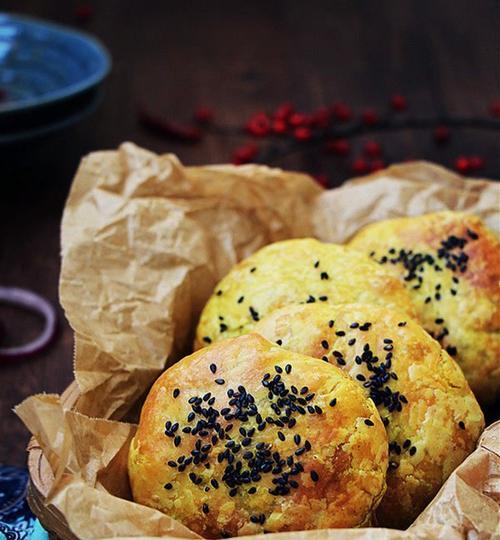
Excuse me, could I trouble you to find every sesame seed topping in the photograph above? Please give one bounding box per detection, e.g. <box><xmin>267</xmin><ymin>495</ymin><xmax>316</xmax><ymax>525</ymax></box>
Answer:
<box><xmin>409</xmin><ymin>446</ymin><xmax>417</xmax><ymax>456</ymax></box>
<box><xmin>328</xmin><ymin>320</ymin><xmax>334</xmax><ymax>327</ymax></box>
<box><xmin>335</xmin><ymin>330</ymin><xmax>345</xmax><ymax>336</ymax></box>
<box><xmin>216</xmin><ymin>290</ymin><xmax>222</xmax><ymax>296</ymax></box>
<box><xmin>321</xmin><ymin>340</ymin><xmax>329</xmax><ymax>349</ymax></box>
<box><xmin>285</xmin><ymin>364</ymin><xmax>292</xmax><ymax>374</ymax></box>
<box><xmin>164</xmin><ymin>482</ymin><xmax>173</xmax><ymax>490</ymax></box>
<box><xmin>250</xmin><ymin>267</ymin><xmax>256</xmax><ymax>273</ymax></box>
<box><xmin>348</xmin><ymin>338</ymin><xmax>356</xmax><ymax>346</ymax></box>
<box><xmin>320</xmin><ymin>272</ymin><xmax>329</xmax><ymax>280</ymax></box>
<box><xmin>398</xmin><ymin>321</ymin><xmax>407</xmax><ymax>327</ymax></box>
<box><xmin>173</xmin><ymin>388</ymin><xmax>180</xmax><ymax>398</ymax></box>
<box><xmin>210</xmin><ymin>363</ymin><xmax>217</xmax><ymax>374</ymax></box>
<box><xmin>329</xmin><ymin>398</ymin><xmax>337</xmax><ymax>407</ymax></box>
<box><xmin>203</xmin><ymin>336</ymin><xmax>212</xmax><ymax>344</ymax></box>
<box><xmin>364</xmin><ymin>419</ymin><xmax>374</xmax><ymax>426</ymax></box>
<box><xmin>458</xmin><ymin>421</ymin><xmax>465</xmax><ymax>430</ymax></box>
<box><xmin>310</xmin><ymin>470</ymin><xmax>319</xmax><ymax>482</ymax></box>
<box><xmin>314</xmin><ymin>260</ymin><xmax>320</xmax><ymax>268</ymax></box>
<box><xmin>215</xmin><ymin>378</ymin><xmax>225</xmax><ymax>385</ymax></box>
<box><xmin>202</xmin><ymin>503</ymin><xmax>209</xmax><ymax>514</ymax></box>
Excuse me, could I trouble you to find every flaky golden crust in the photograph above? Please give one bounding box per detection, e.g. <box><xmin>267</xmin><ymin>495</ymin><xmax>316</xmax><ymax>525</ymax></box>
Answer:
<box><xmin>195</xmin><ymin>239</ymin><xmax>417</xmax><ymax>350</ymax></box>
<box><xmin>349</xmin><ymin>211</ymin><xmax>500</xmax><ymax>404</ymax></box>
<box><xmin>128</xmin><ymin>334</ymin><xmax>388</xmax><ymax>537</ymax></box>
<box><xmin>254</xmin><ymin>303</ymin><xmax>485</xmax><ymax>529</ymax></box>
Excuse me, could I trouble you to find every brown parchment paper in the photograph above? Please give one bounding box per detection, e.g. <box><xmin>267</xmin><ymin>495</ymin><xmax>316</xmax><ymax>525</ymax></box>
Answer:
<box><xmin>16</xmin><ymin>142</ymin><xmax>500</xmax><ymax>540</ymax></box>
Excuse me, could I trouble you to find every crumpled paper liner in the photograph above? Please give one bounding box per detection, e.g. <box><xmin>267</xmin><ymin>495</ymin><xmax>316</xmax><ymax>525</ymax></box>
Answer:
<box><xmin>16</xmin><ymin>142</ymin><xmax>500</xmax><ymax>539</ymax></box>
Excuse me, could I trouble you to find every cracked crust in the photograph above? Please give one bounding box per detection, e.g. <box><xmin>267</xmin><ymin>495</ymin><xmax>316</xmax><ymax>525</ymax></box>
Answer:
<box><xmin>254</xmin><ymin>303</ymin><xmax>484</xmax><ymax>528</ymax></box>
<box><xmin>128</xmin><ymin>334</ymin><xmax>388</xmax><ymax>537</ymax></box>
<box><xmin>194</xmin><ymin>238</ymin><xmax>417</xmax><ymax>350</ymax></box>
<box><xmin>349</xmin><ymin>211</ymin><xmax>500</xmax><ymax>404</ymax></box>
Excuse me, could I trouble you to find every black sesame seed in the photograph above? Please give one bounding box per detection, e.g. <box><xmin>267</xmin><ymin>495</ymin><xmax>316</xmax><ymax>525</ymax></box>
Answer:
<box><xmin>168</xmin><ymin>460</ymin><xmax>177</xmax><ymax>468</ymax></box>
<box><xmin>238</xmin><ymin>296</ymin><xmax>244</xmax><ymax>303</ymax></box>
<box><xmin>403</xmin><ymin>439</ymin><xmax>411</xmax><ymax>449</ymax></box>
<box><xmin>314</xmin><ymin>405</ymin><xmax>323</xmax><ymax>414</ymax></box>
<box><xmin>321</xmin><ymin>272</ymin><xmax>329</xmax><ymax>280</ymax></box>
<box><xmin>210</xmin><ymin>363</ymin><xmax>217</xmax><ymax>374</ymax></box>
<box><xmin>285</xmin><ymin>364</ymin><xmax>292</xmax><ymax>374</ymax></box>
<box><xmin>216</xmin><ymin>290</ymin><xmax>223</xmax><ymax>296</ymax></box>
<box><xmin>398</xmin><ymin>321</ymin><xmax>407</xmax><ymax>327</ymax></box>
<box><xmin>300</xmin><ymin>386</ymin><xmax>308</xmax><ymax>395</ymax></box>
<box><xmin>202</xmin><ymin>503</ymin><xmax>209</xmax><ymax>514</ymax></box>
<box><xmin>174</xmin><ymin>435</ymin><xmax>181</xmax><ymax>446</ymax></box>
<box><xmin>319</xmin><ymin>296</ymin><xmax>328</xmax><ymax>301</ymax></box>
<box><xmin>356</xmin><ymin>374</ymin><xmax>366</xmax><ymax>381</ymax></box>
<box><xmin>275</xmin><ymin>365</ymin><xmax>283</xmax><ymax>374</ymax></box>
<box><xmin>328</xmin><ymin>320</ymin><xmax>334</xmax><ymax>328</ymax></box>
<box><xmin>310</xmin><ymin>470</ymin><xmax>319</xmax><ymax>482</ymax></box>
<box><xmin>467</xmin><ymin>228</ymin><xmax>479</xmax><ymax>240</ymax></box>
<box><xmin>348</xmin><ymin>338</ymin><xmax>356</xmax><ymax>346</ymax></box>
<box><xmin>329</xmin><ymin>398</ymin><xmax>337</xmax><ymax>407</ymax></box>
<box><xmin>164</xmin><ymin>483</ymin><xmax>173</xmax><ymax>490</ymax></box>
<box><xmin>314</xmin><ymin>260</ymin><xmax>320</xmax><ymax>268</ymax></box>
<box><xmin>409</xmin><ymin>446</ymin><xmax>417</xmax><ymax>456</ymax></box>
<box><xmin>203</xmin><ymin>336</ymin><xmax>212</xmax><ymax>344</ymax></box>
<box><xmin>250</xmin><ymin>515</ymin><xmax>260</xmax><ymax>524</ymax></box>
<box><xmin>250</xmin><ymin>267</ymin><xmax>256</xmax><ymax>273</ymax></box>
<box><xmin>364</xmin><ymin>419</ymin><xmax>374</xmax><ymax>426</ymax></box>
<box><xmin>335</xmin><ymin>330</ymin><xmax>346</xmax><ymax>336</ymax></box>
<box><xmin>248</xmin><ymin>487</ymin><xmax>257</xmax><ymax>494</ymax></box>
<box><xmin>435</xmin><ymin>318</ymin><xmax>444</xmax><ymax>324</ymax></box>
<box><xmin>278</xmin><ymin>431</ymin><xmax>285</xmax><ymax>441</ymax></box>
<box><xmin>458</xmin><ymin>421</ymin><xmax>465</xmax><ymax>430</ymax></box>
<box><xmin>321</xmin><ymin>340</ymin><xmax>329</xmax><ymax>349</ymax></box>
<box><xmin>220</xmin><ymin>323</ymin><xmax>228</xmax><ymax>332</ymax></box>
<box><xmin>215</xmin><ymin>378</ymin><xmax>225</xmax><ymax>385</ymax></box>
<box><xmin>275</xmin><ymin>339</ymin><xmax>283</xmax><ymax>346</ymax></box>
<box><xmin>173</xmin><ymin>388</ymin><xmax>180</xmax><ymax>398</ymax></box>
<box><xmin>350</xmin><ymin>322</ymin><xmax>359</xmax><ymax>329</ymax></box>
<box><xmin>307</xmin><ymin>405</ymin><xmax>315</xmax><ymax>414</ymax></box>
<box><xmin>425</xmin><ymin>297</ymin><xmax>431</xmax><ymax>304</ymax></box>
<box><xmin>337</xmin><ymin>357</ymin><xmax>346</xmax><ymax>366</ymax></box>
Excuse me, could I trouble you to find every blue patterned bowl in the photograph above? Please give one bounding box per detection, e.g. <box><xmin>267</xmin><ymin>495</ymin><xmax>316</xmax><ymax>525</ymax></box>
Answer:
<box><xmin>0</xmin><ymin>13</ymin><xmax>110</xmax><ymax>114</ymax></box>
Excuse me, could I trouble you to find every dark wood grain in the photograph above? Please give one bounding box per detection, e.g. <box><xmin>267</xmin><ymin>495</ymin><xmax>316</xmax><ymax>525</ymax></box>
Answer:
<box><xmin>1</xmin><ymin>0</ymin><xmax>499</xmax><ymax>467</ymax></box>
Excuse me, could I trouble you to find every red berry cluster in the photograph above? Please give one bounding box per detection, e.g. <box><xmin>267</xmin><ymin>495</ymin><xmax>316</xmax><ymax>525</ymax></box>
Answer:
<box><xmin>135</xmin><ymin>97</ymin><xmax>500</xmax><ymax>185</ymax></box>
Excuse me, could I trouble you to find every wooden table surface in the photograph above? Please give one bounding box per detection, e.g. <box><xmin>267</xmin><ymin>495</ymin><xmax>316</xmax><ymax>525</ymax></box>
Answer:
<box><xmin>1</xmin><ymin>0</ymin><xmax>499</xmax><ymax>467</ymax></box>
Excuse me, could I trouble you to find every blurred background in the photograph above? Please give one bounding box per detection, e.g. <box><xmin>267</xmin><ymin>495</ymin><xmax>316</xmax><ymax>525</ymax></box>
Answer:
<box><xmin>1</xmin><ymin>0</ymin><xmax>499</xmax><ymax>469</ymax></box>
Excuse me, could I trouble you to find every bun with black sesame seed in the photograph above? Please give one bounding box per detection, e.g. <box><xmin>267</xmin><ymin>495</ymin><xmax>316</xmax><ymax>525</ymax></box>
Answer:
<box><xmin>253</xmin><ymin>302</ymin><xmax>484</xmax><ymax>529</ymax></box>
<box><xmin>194</xmin><ymin>238</ymin><xmax>417</xmax><ymax>350</ymax></box>
<box><xmin>128</xmin><ymin>333</ymin><xmax>388</xmax><ymax>537</ymax></box>
<box><xmin>349</xmin><ymin>211</ymin><xmax>500</xmax><ymax>404</ymax></box>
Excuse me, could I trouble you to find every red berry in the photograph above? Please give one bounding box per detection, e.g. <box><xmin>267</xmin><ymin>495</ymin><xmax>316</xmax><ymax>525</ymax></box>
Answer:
<box><xmin>325</xmin><ymin>138</ymin><xmax>350</xmax><ymax>156</ymax></box>
<box><xmin>469</xmin><ymin>156</ymin><xmax>485</xmax><ymax>170</ymax></box>
<box><xmin>194</xmin><ymin>106</ymin><xmax>214</xmax><ymax>124</ymax></box>
<box><xmin>75</xmin><ymin>3</ymin><xmax>94</xmax><ymax>23</ymax></box>
<box><xmin>246</xmin><ymin>112</ymin><xmax>271</xmax><ymax>137</ymax></box>
<box><xmin>361</xmin><ymin>108</ymin><xmax>379</xmax><ymax>126</ymax></box>
<box><xmin>351</xmin><ymin>158</ymin><xmax>369</xmax><ymax>175</ymax></box>
<box><xmin>232</xmin><ymin>143</ymin><xmax>258</xmax><ymax>165</ymax></box>
<box><xmin>434</xmin><ymin>125</ymin><xmax>450</xmax><ymax>144</ymax></box>
<box><xmin>332</xmin><ymin>102</ymin><xmax>352</xmax><ymax>122</ymax></box>
<box><xmin>289</xmin><ymin>113</ymin><xmax>309</xmax><ymax>127</ymax></box>
<box><xmin>363</xmin><ymin>140</ymin><xmax>382</xmax><ymax>158</ymax></box>
<box><xmin>294</xmin><ymin>126</ymin><xmax>312</xmax><ymax>141</ymax></box>
<box><xmin>313</xmin><ymin>174</ymin><xmax>329</xmax><ymax>188</ymax></box>
<box><xmin>391</xmin><ymin>94</ymin><xmax>407</xmax><ymax>111</ymax></box>
<box><xmin>274</xmin><ymin>102</ymin><xmax>294</xmax><ymax>121</ymax></box>
<box><xmin>454</xmin><ymin>156</ymin><xmax>470</xmax><ymax>174</ymax></box>
<box><xmin>489</xmin><ymin>100</ymin><xmax>500</xmax><ymax>118</ymax></box>
<box><xmin>272</xmin><ymin>119</ymin><xmax>287</xmax><ymax>134</ymax></box>
<box><xmin>369</xmin><ymin>159</ymin><xmax>385</xmax><ymax>172</ymax></box>
<box><xmin>312</xmin><ymin>107</ymin><xmax>332</xmax><ymax>128</ymax></box>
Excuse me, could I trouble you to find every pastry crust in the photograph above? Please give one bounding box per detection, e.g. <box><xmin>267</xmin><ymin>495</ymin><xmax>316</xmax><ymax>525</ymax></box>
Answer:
<box><xmin>195</xmin><ymin>239</ymin><xmax>417</xmax><ymax>350</ymax></box>
<box><xmin>254</xmin><ymin>302</ymin><xmax>485</xmax><ymax>529</ymax></box>
<box><xmin>349</xmin><ymin>211</ymin><xmax>500</xmax><ymax>404</ymax></box>
<box><xmin>128</xmin><ymin>333</ymin><xmax>388</xmax><ymax>537</ymax></box>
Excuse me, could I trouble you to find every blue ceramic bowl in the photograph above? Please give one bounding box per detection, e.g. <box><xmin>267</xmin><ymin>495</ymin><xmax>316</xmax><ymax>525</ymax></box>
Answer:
<box><xmin>0</xmin><ymin>13</ymin><xmax>111</xmax><ymax>114</ymax></box>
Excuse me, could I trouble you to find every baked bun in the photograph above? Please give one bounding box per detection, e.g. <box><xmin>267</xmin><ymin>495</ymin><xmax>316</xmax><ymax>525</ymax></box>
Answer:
<box><xmin>254</xmin><ymin>303</ymin><xmax>484</xmax><ymax>528</ymax></box>
<box><xmin>195</xmin><ymin>238</ymin><xmax>417</xmax><ymax>350</ymax></box>
<box><xmin>349</xmin><ymin>211</ymin><xmax>500</xmax><ymax>404</ymax></box>
<box><xmin>128</xmin><ymin>333</ymin><xmax>388</xmax><ymax>537</ymax></box>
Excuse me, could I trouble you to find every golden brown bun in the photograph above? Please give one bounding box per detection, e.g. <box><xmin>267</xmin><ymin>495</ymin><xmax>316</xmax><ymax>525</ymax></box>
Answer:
<box><xmin>128</xmin><ymin>334</ymin><xmax>388</xmax><ymax>537</ymax></box>
<box><xmin>349</xmin><ymin>211</ymin><xmax>500</xmax><ymax>404</ymax></box>
<box><xmin>254</xmin><ymin>303</ymin><xmax>485</xmax><ymax>529</ymax></box>
<box><xmin>195</xmin><ymin>238</ymin><xmax>417</xmax><ymax>350</ymax></box>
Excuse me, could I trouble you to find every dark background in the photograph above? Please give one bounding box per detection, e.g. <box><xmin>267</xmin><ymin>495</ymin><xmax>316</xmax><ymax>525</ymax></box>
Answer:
<box><xmin>1</xmin><ymin>0</ymin><xmax>499</xmax><ymax>466</ymax></box>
